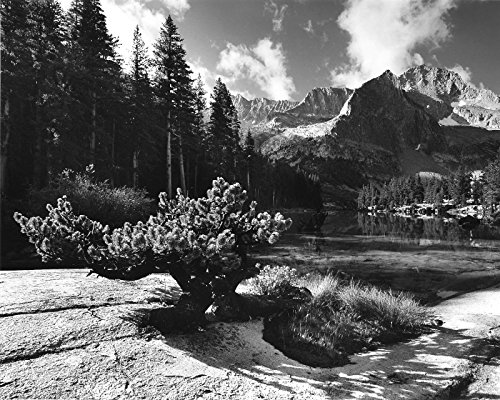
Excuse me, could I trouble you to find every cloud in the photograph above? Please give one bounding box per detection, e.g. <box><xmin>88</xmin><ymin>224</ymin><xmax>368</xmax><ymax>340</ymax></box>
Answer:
<box><xmin>217</xmin><ymin>38</ymin><xmax>296</xmax><ymax>100</ymax></box>
<box><xmin>265</xmin><ymin>0</ymin><xmax>288</xmax><ymax>32</ymax></box>
<box><xmin>103</xmin><ymin>1</ymin><xmax>164</xmax><ymax>63</ymax></box>
<box><xmin>303</xmin><ymin>20</ymin><xmax>315</xmax><ymax>36</ymax></box>
<box><xmin>59</xmin><ymin>0</ymin><xmax>191</xmax><ymax>66</ymax></box>
<box><xmin>302</xmin><ymin>19</ymin><xmax>330</xmax><ymax>45</ymax></box>
<box><xmin>231</xmin><ymin>89</ymin><xmax>256</xmax><ymax>101</ymax></box>
<box><xmin>159</xmin><ymin>0</ymin><xmax>190</xmax><ymax>20</ymax></box>
<box><xmin>449</xmin><ymin>64</ymin><xmax>472</xmax><ymax>83</ymax></box>
<box><xmin>330</xmin><ymin>0</ymin><xmax>457</xmax><ymax>88</ymax></box>
<box><xmin>188</xmin><ymin>58</ymin><xmax>218</xmax><ymax>101</ymax></box>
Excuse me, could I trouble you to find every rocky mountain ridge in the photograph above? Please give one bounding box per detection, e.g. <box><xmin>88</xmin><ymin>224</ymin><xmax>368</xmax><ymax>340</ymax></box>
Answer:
<box><xmin>400</xmin><ymin>65</ymin><xmax>500</xmax><ymax>130</ymax></box>
<box><xmin>232</xmin><ymin>95</ymin><xmax>297</xmax><ymax>130</ymax></box>
<box><xmin>234</xmin><ymin>65</ymin><xmax>500</xmax><ymax>134</ymax></box>
<box><xmin>233</xmin><ymin>66</ymin><xmax>500</xmax><ymax>207</ymax></box>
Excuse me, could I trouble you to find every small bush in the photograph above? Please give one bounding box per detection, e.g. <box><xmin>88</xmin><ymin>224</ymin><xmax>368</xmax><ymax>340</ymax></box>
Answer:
<box><xmin>247</xmin><ymin>265</ymin><xmax>299</xmax><ymax>297</ymax></box>
<box><xmin>264</xmin><ymin>273</ymin><xmax>432</xmax><ymax>367</ymax></box>
<box><xmin>27</xmin><ymin>166</ymin><xmax>154</xmax><ymax>228</ymax></box>
<box><xmin>14</xmin><ymin>177</ymin><xmax>293</xmax><ymax>328</ymax></box>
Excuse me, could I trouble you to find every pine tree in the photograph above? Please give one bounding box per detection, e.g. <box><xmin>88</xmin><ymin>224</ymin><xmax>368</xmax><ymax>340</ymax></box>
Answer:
<box><xmin>1</xmin><ymin>0</ymin><xmax>31</xmax><ymax>197</ymax></box>
<box><xmin>414</xmin><ymin>175</ymin><xmax>424</xmax><ymax>203</ymax></box>
<box><xmin>206</xmin><ymin>78</ymin><xmax>242</xmax><ymax>180</ymax></box>
<box><xmin>66</xmin><ymin>0</ymin><xmax>121</xmax><ymax>172</ymax></box>
<box><xmin>127</xmin><ymin>26</ymin><xmax>157</xmax><ymax>188</ymax></box>
<box><xmin>26</xmin><ymin>0</ymin><xmax>67</xmax><ymax>188</ymax></box>
<box><xmin>1</xmin><ymin>0</ymin><xmax>66</xmax><ymax>195</ymax></box>
<box><xmin>449</xmin><ymin>167</ymin><xmax>471</xmax><ymax>206</ymax></box>
<box><xmin>484</xmin><ymin>155</ymin><xmax>500</xmax><ymax>213</ymax></box>
<box><xmin>153</xmin><ymin>15</ymin><xmax>194</xmax><ymax>197</ymax></box>
<box><xmin>190</xmin><ymin>75</ymin><xmax>206</xmax><ymax>195</ymax></box>
<box><xmin>357</xmin><ymin>186</ymin><xmax>366</xmax><ymax>210</ymax></box>
<box><xmin>243</xmin><ymin>130</ymin><xmax>255</xmax><ymax>194</ymax></box>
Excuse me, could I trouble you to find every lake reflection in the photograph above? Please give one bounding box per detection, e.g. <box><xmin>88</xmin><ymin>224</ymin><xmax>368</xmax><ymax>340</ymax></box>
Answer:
<box><xmin>284</xmin><ymin>211</ymin><xmax>500</xmax><ymax>251</ymax></box>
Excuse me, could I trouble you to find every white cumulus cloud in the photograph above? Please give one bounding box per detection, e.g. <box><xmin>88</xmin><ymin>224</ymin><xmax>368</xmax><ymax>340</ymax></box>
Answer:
<box><xmin>217</xmin><ymin>38</ymin><xmax>296</xmax><ymax>100</ymax></box>
<box><xmin>449</xmin><ymin>64</ymin><xmax>472</xmax><ymax>84</ymax></box>
<box><xmin>188</xmin><ymin>58</ymin><xmax>218</xmax><ymax>101</ymax></box>
<box><xmin>331</xmin><ymin>0</ymin><xmax>457</xmax><ymax>88</ymax></box>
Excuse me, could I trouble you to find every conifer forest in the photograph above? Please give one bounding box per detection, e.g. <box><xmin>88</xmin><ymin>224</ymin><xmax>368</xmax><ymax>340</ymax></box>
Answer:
<box><xmin>0</xmin><ymin>0</ymin><xmax>321</xmax><ymax>212</ymax></box>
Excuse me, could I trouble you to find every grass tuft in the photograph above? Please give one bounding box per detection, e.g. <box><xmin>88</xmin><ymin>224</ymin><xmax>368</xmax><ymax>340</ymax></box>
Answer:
<box><xmin>336</xmin><ymin>280</ymin><xmax>430</xmax><ymax>332</ymax></box>
<box><xmin>260</xmin><ymin>269</ymin><xmax>432</xmax><ymax>367</ymax></box>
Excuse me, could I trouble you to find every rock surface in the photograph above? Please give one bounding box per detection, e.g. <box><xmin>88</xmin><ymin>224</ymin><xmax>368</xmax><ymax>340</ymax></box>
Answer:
<box><xmin>400</xmin><ymin>65</ymin><xmax>500</xmax><ymax>130</ymax></box>
<box><xmin>232</xmin><ymin>95</ymin><xmax>297</xmax><ymax>128</ymax></box>
<box><xmin>1</xmin><ymin>269</ymin><xmax>500</xmax><ymax>399</ymax></box>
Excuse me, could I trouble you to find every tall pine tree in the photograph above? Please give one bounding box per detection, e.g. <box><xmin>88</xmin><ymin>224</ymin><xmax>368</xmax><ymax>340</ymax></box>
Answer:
<box><xmin>127</xmin><ymin>26</ymin><xmax>157</xmax><ymax>188</ymax></box>
<box><xmin>66</xmin><ymin>0</ymin><xmax>121</xmax><ymax>172</ymax></box>
<box><xmin>206</xmin><ymin>78</ymin><xmax>241</xmax><ymax>180</ymax></box>
<box><xmin>27</xmin><ymin>0</ymin><xmax>66</xmax><ymax>188</ymax></box>
<box><xmin>153</xmin><ymin>15</ymin><xmax>194</xmax><ymax>197</ymax></box>
<box><xmin>1</xmin><ymin>0</ymin><xmax>31</xmax><ymax>197</ymax></box>
<box><xmin>189</xmin><ymin>74</ymin><xmax>207</xmax><ymax>195</ymax></box>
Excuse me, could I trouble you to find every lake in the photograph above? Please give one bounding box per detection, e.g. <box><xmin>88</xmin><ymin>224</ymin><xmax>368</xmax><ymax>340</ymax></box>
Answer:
<box><xmin>253</xmin><ymin>211</ymin><xmax>500</xmax><ymax>303</ymax></box>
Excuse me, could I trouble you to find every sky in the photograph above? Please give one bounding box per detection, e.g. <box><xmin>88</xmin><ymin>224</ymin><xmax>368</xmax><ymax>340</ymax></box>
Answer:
<box><xmin>59</xmin><ymin>0</ymin><xmax>500</xmax><ymax>101</ymax></box>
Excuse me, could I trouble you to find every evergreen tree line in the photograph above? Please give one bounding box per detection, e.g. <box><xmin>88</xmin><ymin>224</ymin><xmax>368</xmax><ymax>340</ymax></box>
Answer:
<box><xmin>1</xmin><ymin>0</ymin><xmax>321</xmax><ymax>209</ymax></box>
<box><xmin>357</xmin><ymin>155</ymin><xmax>500</xmax><ymax>213</ymax></box>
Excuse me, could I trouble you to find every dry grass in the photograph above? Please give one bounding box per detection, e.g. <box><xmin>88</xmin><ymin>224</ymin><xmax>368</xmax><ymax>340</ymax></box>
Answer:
<box><xmin>262</xmin><ymin>269</ymin><xmax>432</xmax><ymax>366</ymax></box>
<box><xmin>337</xmin><ymin>281</ymin><xmax>430</xmax><ymax>331</ymax></box>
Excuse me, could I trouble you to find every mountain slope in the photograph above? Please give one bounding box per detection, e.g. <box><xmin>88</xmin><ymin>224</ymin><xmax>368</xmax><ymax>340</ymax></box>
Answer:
<box><xmin>400</xmin><ymin>65</ymin><xmax>500</xmax><ymax>130</ymax></box>
<box><xmin>279</xmin><ymin>87</ymin><xmax>352</xmax><ymax>123</ymax></box>
<box><xmin>331</xmin><ymin>70</ymin><xmax>447</xmax><ymax>153</ymax></box>
<box><xmin>232</xmin><ymin>95</ymin><xmax>297</xmax><ymax>128</ymax></box>
<box><xmin>234</xmin><ymin>66</ymin><xmax>500</xmax><ymax>207</ymax></box>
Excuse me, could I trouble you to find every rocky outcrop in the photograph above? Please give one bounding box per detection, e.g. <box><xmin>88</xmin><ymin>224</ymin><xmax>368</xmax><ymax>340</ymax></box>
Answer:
<box><xmin>331</xmin><ymin>70</ymin><xmax>447</xmax><ymax>153</ymax></box>
<box><xmin>400</xmin><ymin>65</ymin><xmax>500</xmax><ymax>130</ymax></box>
<box><xmin>233</xmin><ymin>88</ymin><xmax>352</xmax><ymax>131</ymax></box>
<box><xmin>232</xmin><ymin>95</ymin><xmax>297</xmax><ymax>127</ymax></box>
<box><xmin>281</xmin><ymin>87</ymin><xmax>352</xmax><ymax>122</ymax></box>
<box><xmin>2</xmin><ymin>268</ymin><xmax>500</xmax><ymax>399</ymax></box>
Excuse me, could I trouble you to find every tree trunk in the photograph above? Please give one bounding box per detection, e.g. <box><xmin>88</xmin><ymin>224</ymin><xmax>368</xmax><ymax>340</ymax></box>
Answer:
<box><xmin>0</xmin><ymin>96</ymin><xmax>10</xmax><ymax>199</ymax></box>
<box><xmin>132</xmin><ymin>150</ymin><xmax>139</xmax><ymax>188</ymax></box>
<box><xmin>166</xmin><ymin>108</ymin><xmax>172</xmax><ymax>198</ymax></box>
<box><xmin>149</xmin><ymin>287</ymin><xmax>213</xmax><ymax>333</ymax></box>
<box><xmin>194</xmin><ymin>160</ymin><xmax>198</xmax><ymax>197</ymax></box>
<box><xmin>246</xmin><ymin>164</ymin><xmax>251</xmax><ymax>195</ymax></box>
<box><xmin>90</xmin><ymin>91</ymin><xmax>97</xmax><ymax>165</ymax></box>
<box><xmin>186</xmin><ymin>158</ymin><xmax>190</xmax><ymax>196</ymax></box>
<box><xmin>179</xmin><ymin>134</ymin><xmax>186</xmax><ymax>194</ymax></box>
<box><xmin>33</xmin><ymin>83</ymin><xmax>44</xmax><ymax>189</ymax></box>
<box><xmin>110</xmin><ymin>119</ymin><xmax>116</xmax><ymax>186</ymax></box>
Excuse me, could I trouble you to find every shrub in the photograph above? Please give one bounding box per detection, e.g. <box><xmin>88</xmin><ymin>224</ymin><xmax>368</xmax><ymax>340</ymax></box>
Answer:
<box><xmin>14</xmin><ymin>177</ymin><xmax>292</xmax><ymax>328</ymax></box>
<box><xmin>264</xmin><ymin>273</ymin><xmax>431</xmax><ymax>367</ymax></box>
<box><xmin>247</xmin><ymin>265</ymin><xmax>299</xmax><ymax>297</ymax></box>
<box><xmin>27</xmin><ymin>165</ymin><xmax>154</xmax><ymax>228</ymax></box>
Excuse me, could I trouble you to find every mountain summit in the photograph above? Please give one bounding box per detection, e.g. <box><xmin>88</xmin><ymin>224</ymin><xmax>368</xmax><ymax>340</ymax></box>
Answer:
<box><xmin>232</xmin><ymin>66</ymin><xmax>500</xmax><ymax>207</ymax></box>
<box><xmin>400</xmin><ymin>65</ymin><xmax>500</xmax><ymax>130</ymax></box>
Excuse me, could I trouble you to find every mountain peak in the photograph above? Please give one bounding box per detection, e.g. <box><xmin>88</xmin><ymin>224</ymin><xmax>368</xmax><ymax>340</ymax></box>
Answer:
<box><xmin>399</xmin><ymin>64</ymin><xmax>500</xmax><ymax>129</ymax></box>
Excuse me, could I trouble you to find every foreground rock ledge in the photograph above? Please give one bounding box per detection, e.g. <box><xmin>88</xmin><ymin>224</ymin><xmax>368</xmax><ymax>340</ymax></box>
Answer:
<box><xmin>1</xmin><ymin>269</ymin><xmax>499</xmax><ymax>399</ymax></box>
